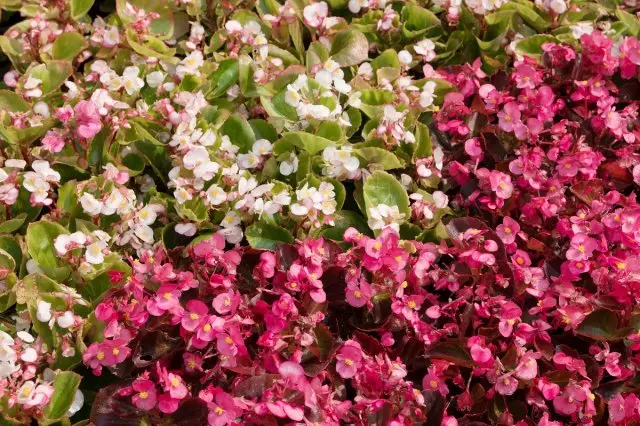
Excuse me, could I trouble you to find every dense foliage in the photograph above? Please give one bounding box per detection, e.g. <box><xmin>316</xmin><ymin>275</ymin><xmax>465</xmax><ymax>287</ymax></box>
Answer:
<box><xmin>0</xmin><ymin>0</ymin><xmax>639</xmax><ymax>424</ymax></box>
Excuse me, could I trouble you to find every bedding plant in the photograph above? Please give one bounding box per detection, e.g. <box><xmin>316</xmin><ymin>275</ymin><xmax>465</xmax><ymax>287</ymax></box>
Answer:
<box><xmin>0</xmin><ymin>0</ymin><xmax>639</xmax><ymax>424</ymax></box>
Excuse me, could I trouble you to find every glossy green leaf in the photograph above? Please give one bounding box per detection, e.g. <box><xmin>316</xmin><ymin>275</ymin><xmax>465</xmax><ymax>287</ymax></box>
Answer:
<box><xmin>329</xmin><ymin>29</ymin><xmax>369</xmax><ymax>67</ymax></box>
<box><xmin>52</xmin><ymin>31</ymin><xmax>88</xmax><ymax>60</ymax></box>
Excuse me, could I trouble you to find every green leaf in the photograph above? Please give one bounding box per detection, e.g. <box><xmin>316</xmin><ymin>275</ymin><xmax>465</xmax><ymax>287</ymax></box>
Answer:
<box><xmin>26</xmin><ymin>61</ymin><xmax>74</xmax><ymax>95</ymax></box>
<box><xmin>576</xmin><ymin>309</ymin><xmax>632</xmax><ymax>341</ymax></box>
<box><xmin>0</xmin><ymin>213</ymin><xmax>26</xmax><ymax>234</ymax></box>
<box><xmin>329</xmin><ymin>29</ymin><xmax>369</xmax><ymax>67</ymax></box>
<box><xmin>515</xmin><ymin>35</ymin><xmax>560</xmax><ymax>58</ymax></box>
<box><xmin>274</xmin><ymin>132</ymin><xmax>335</xmax><ymax>155</ymax></box>
<box><xmin>371</xmin><ymin>49</ymin><xmax>400</xmax><ymax>71</ymax></box>
<box><xmin>249</xmin><ymin>119</ymin><xmax>278</xmax><ymax>142</ymax></box>
<box><xmin>26</xmin><ymin>221</ymin><xmax>70</xmax><ymax>281</ymax></box>
<box><xmin>116</xmin><ymin>0</ymin><xmax>174</xmax><ymax>37</ymax></box>
<box><xmin>209</xmin><ymin>59</ymin><xmax>239</xmax><ymax>98</ymax></box>
<box><xmin>401</xmin><ymin>3</ymin><xmax>441</xmax><ymax>32</ymax></box>
<box><xmin>70</xmin><ymin>0</ymin><xmax>94</xmax><ymax>19</ymax></box>
<box><xmin>356</xmin><ymin>147</ymin><xmax>403</xmax><ymax>170</ymax></box>
<box><xmin>502</xmin><ymin>2</ymin><xmax>550</xmax><ymax>33</ymax></box>
<box><xmin>363</xmin><ymin>171</ymin><xmax>410</xmax><ymax>219</ymax></box>
<box><xmin>415</xmin><ymin>122</ymin><xmax>433</xmax><ymax>158</ymax></box>
<box><xmin>42</xmin><ymin>372</ymin><xmax>82</xmax><ymax>423</ymax></box>
<box><xmin>246</xmin><ymin>221</ymin><xmax>294</xmax><ymax>249</ymax></box>
<box><xmin>221</xmin><ymin>114</ymin><xmax>256</xmax><ymax>153</ymax></box>
<box><xmin>52</xmin><ymin>31</ymin><xmax>88</xmax><ymax>60</ymax></box>
<box><xmin>0</xmin><ymin>90</ymin><xmax>29</xmax><ymax>112</ymax></box>
<box><xmin>616</xmin><ymin>9</ymin><xmax>640</xmax><ymax>37</ymax></box>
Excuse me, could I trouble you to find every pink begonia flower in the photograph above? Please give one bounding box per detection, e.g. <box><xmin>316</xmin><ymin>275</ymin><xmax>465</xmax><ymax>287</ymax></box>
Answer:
<box><xmin>183</xmin><ymin>352</ymin><xmax>203</xmax><ymax>372</ymax></box>
<box><xmin>74</xmin><ymin>100</ymin><xmax>102</xmax><ymax>139</ymax></box>
<box><xmin>565</xmin><ymin>233</ymin><xmax>598</xmax><ymax>261</ymax></box>
<box><xmin>256</xmin><ymin>251</ymin><xmax>276</xmax><ymax>279</ymax></box>
<box><xmin>41</xmin><ymin>131</ymin><xmax>65</xmax><ymax>153</ymax></box>
<box><xmin>164</xmin><ymin>372</ymin><xmax>188</xmax><ymax>399</ymax></box>
<box><xmin>496</xmin><ymin>216</ymin><xmax>520</xmax><ymax>245</ymax></box>
<box><xmin>158</xmin><ymin>394</ymin><xmax>180</xmax><ymax>413</ymax></box>
<box><xmin>495</xmin><ymin>374</ymin><xmax>518</xmax><ymax>395</ymax></box>
<box><xmin>552</xmin><ymin>384</ymin><xmax>587</xmax><ymax>415</ymax></box>
<box><xmin>131</xmin><ymin>379</ymin><xmax>157</xmax><ymax>411</ymax></box>
<box><xmin>182</xmin><ymin>300</ymin><xmax>208</xmax><ymax>332</ymax></box>
<box><xmin>208</xmin><ymin>391</ymin><xmax>241</xmax><ymax>426</ymax></box>
<box><xmin>489</xmin><ymin>170</ymin><xmax>514</xmax><ymax>199</ymax></box>
<box><xmin>346</xmin><ymin>281</ymin><xmax>372</xmax><ymax>308</ymax></box>
<box><xmin>514</xmin><ymin>353</ymin><xmax>539</xmax><ymax>380</ymax></box>
<box><xmin>497</xmin><ymin>102</ymin><xmax>522</xmax><ymax>133</ymax></box>
<box><xmin>422</xmin><ymin>368</ymin><xmax>448</xmax><ymax>396</ymax></box>
<box><xmin>470</xmin><ymin>344</ymin><xmax>493</xmax><ymax>367</ymax></box>
<box><xmin>335</xmin><ymin>340</ymin><xmax>363</xmax><ymax>379</ymax></box>
<box><xmin>212</xmin><ymin>290</ymin><xmax>240</xmax><ymax>315</ymax></box>
<box><xmin>537</xmin><ymin>378</ymin><xmax>560</xmax><ymax>400</ymax></box>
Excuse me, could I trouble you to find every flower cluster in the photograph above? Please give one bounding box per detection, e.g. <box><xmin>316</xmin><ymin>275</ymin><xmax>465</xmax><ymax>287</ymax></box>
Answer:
<box><xmin>1</xmin><ymin>0</ymin><xmax>640</xmax><ymax>424</ymax></box>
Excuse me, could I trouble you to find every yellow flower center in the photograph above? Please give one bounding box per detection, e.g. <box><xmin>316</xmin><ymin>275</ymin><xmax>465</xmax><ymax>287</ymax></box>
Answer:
<box><xmin>190</xmin><ymin>313</ymin><xmax>199</xmax><ymax>320</ymax></box>
<box><xmin>215</xmin><ymin>406</ymin><xmax>224</xmax><ymax>415</ymax></box>
<box><xmin>112</xmin><ymin>348</ymin><xmax>120</xmax><ymax>356</ymax></box>
<box><xmin>97</xmin><ymin>351</ymin><xmax>105</xmax><ymax>360</ymax></box>
<box><xmin>577</xmin><ymin>245</ymin><xmax>585</xmax><ymax>253</ymax></box>
<box><xmin>344</xmin><ymin>359</ymin><xmax>353</xmax><ymax>366</ymax></box>
<box><xmin>224</xmin><ymin>297</ymin><xmax>231</xmax><ymax>306</ymax></box>
<box><xmin>203</xmin><ymin>324</ymin><xmax>212</xmax><ymax>332</ymax></box>
<box><xmin>139</xmin><ymin>391</ymin><xmax>149</xmax><ymax>399</ymax></box>
<box><xmin>407</xmin><ymin>300</ymin><xmax>417</xmax><ymax>309</ymax></box>
<box><xmin>353</xmin><ymin>290</ymin><xmax>362</xmax><ymax>298</ymax></box>
<box><xmin>163</xmin><ymin>292</ymin><xmax>172</xmax><ymax>300</ymax></box>
<box><xmin>430</xmin><ymin>380</ymin><xmax>438</xmax><ymax>389</ymax></box>
<box><xmin>374</xmin><ymin>242</ymin><xmax>382</xmax><ymax>251</ymax></box>
<box><xmin>225</xmin><ymin>336</ymin><xmax>233</xmax><ymax>344</ymax></box>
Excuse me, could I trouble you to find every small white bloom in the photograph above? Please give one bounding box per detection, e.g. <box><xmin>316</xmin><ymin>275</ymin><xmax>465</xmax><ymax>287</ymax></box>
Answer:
<box><xmin>85</xmin><ymin>242</ymin><xmax>105</xmax><ymax>265</ymax></box>
<box><xmin>398</xmin><ymin>50</ymin><xmax>413</xmax><ymax>65</ymax></box>
<box><xmin>137</xmin><ymin>205</ymin><xmax>158</xmax><ymax>225</ymax></box>
<box><xmin>17</xmin><ymin>381</ymin><xmax>35</xmax><ymax>404</ymax></box>
<box><xmin>80</xmin><ymin>193</ymin><xmax>104</xmax><ymax>216</ymax></box>
<box><xmin>280</xmin><ymin>153</ymin><xmax>299</xmax><ymax>176</ymax></box>
<box><xmin>419</xmin><ymin>81</ymin><xmax>437</xmax><ymax>108</ymax></box>
<box><xmin>33</xmin><ymin>101</ymin><xmax>50</xmax><ymax>117</ymax></box>
<box><xmin>36</xmin><ymin>300</ymin><xmax>52</xmax><ymax>322</ymax></box>
<box><xmin>20</xmin><ymin>347</ymin><xmax>38</xmax><ymax>363</ymax></box>
<box><xmin>252</xmin><ymin>139</ymin><xmax>272</xmax><ymax>156</ymax></box>
<box><xmin>304</xmin><ymin>1</ymin><xmax>329</xmax><ymax>28</ymax></box>
<box><xmin>206</xmin><ymin>184</ymin><xmax>227</xmax><ymax>206</ymax></box>
<box><xmin>67</xmin><ymin>390</ymin><xmax>84</xmax><ymax>416</ymax></box>
<box><xmin>433</xmin><ymin>191</ymin><xmax>449</xmax><ymax>209</ymax></box>
<box><xmin>146</xmin><ymin>71</ymin><xmax>166</xmax><ymax>88</ymax></box>
<box><xmin>175</xmin><ymin>223</ymin><xmax>197</xmax><ymax>236</ymax></box>
<box><xmin>17</xmin><ymin>331</ymin><xmax>34</xmax><ymax>343</ymax></box>
<box><xmin>367</xmin><ymin>204</ymin><xmax>405</xmax><ymax>232</ymax></box>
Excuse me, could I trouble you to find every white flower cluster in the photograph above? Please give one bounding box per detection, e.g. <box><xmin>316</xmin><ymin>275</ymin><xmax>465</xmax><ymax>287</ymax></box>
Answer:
<box><xmin>315</xmin><ymin>59</ymin><xmax>352</xmax><ymax>94</ymax></box>
<box><xmin>377</xmin><ymin>105</ymin><xmax>415</xmax><ymax>143</ymax></box>
<box><xmin>367</xmin><ymin>204</ymin><xmax>406</xmax><ymax>232</ymax></box>
<box><xmin>113</xmin><ymin>203</ymin><xmax>165</xmax><ymax>249</ymax></box>
<box><xmin>0</xmin><ymin>330</ymin><xmax>19</xmax><ymax>378</ymax></box>
<box><xmin>535</xmin><ymin>0</ymin><xmax>568</xmax><ymax>14</ymax></box>
<box><xmin>322</xmin><ymin>146</ymin><xmax>360</xmax><ymax>180</ymax></box>
<box><xmin>54</xmin><ymin>230</ymin><xmax>113</xmax><ymax>266</ymax></box>
<box><xmin>238</xmin><ymin>139</ymin><xmax>273</xmax><ymax>169</ymax></box>
<box><xmin>225</xmin><ymin>20</ymin><xmax>269</xmax><ymax>63</ymax></box>
<box><xmin>80</xmin><ymin>187</ymin><xmax>137</xmax><ymax>217</ymax></box>
<box><xmin>290</xmin><ymin>182</ymin><xmax>337</xmax><ymax>227</ymax></box>
<box><xmin>285</xmin><ymin>74</ymin><xmax>343</xmax><ymax>121</ymax></box>
<box><xmin>465</xmin><ymin>0</ymin><xmax>506</xmax><ymax>15</ymax></box>
<box><xmin>22</xmin><ymin>160</ymin><xmax>60</xmax><ymax>206</ymax></box>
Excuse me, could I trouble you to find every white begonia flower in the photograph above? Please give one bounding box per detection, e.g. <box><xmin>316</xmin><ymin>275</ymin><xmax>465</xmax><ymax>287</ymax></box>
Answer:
<box><xmin>174</xmin><ymin>187</ymin><xmax>192</xmax><ymax>204</ymax></box>
<box><xmin>237</xmin><ymin>152</ymin><xmax>261</xmax><ymax>169</ymax></box>
<box><xmin>146</xmin><ymin>71</ymin><xmax>166</xmax><ymax>88</ymax></box>
<box><xmin>571</xmin><ymin>22</ymin><xmax>594</xmax><ymax>39</ymax></box>
<box><xmin>414</xmin><ymin>39</ymin><xmax>436</xmax><ymax>62</ymax></box>
<box><xmin>122</xmin><ymin>66</ymin><xmax>144</xmax><ymax>95</ymax></box>
<box><xmin>137</xmin><ymin>205</ymin><xmax>158</xmax><ymax>225</ymax></box>
<box><xmin>134</xmin><ymin>225</ymin><xmax>154</xmax><ymax>244</ymax></box>
<box><xmin>322</xmin><ymin>146</ymin><xmax>360</xmax><ymax>179</ymax></box>
<box><xmin>206</xmin><ymin>185</ymin><xmax>227</xmax><ymax>206</ymax></box>
<box><xmin>175</xmin><ymin>223</ymin><xmax>197</xmax><ymax>236</ymax></box>
<box><xmin>36</xmin><ymin>300</ymin><xmax>52</xmax><ymax>322</ymax></box>
<box><xmin>225</xmin><ymin>20</ymin><xmax>242</xmax><ymax>33</ymax></box>
<box><xmin>33</xmin><ymin>101</ymin><xmax>50</xmax><ymax>117</ymax></box>
<box><xmin>433</xmin><ymin>191</ymin><xmax>449</xmax><ymax>209</ymax></box>
<box><xmin>177</xmin><ymin>50</ymin><xmax>204</xmax><ymax>78</ymax></box>
<box><xmin>0</xmin><ymin>169</ymin><xmax>8</xmax><ymax>183</ymax></box>
<box><xmin>548</xmin><ymin>0</ymin><xmax>567</xmax><ymax>14</ymax></box>
<box><xmin>398</xmin><ymin>50</ymin><xmax>413</xmax><ymax>65</ymax></box>
<box><xmin>419</xmin><ymin>81</ymin><xmax>437</xmax><ymax>108</ymax></box>
<box><xmin>67</xmin><ymin>390</ymin><xmax>84</xmax><ymax>417</ymax></box>
<box><xmin>252</xmin><ymin>139</ymin><xmax>272</xmax><ymax>156</ymax></box>
<box><xmin>24</xmin><ymin>77</ymin><xmax>42</xmax><ymax>98</ymax></box>
<box><xmin>103</xmin><ymin>26</ymin><xmax>120</xmax><ymax>48</ymax></box>
<box><xmin>0</xmin><ymin>330</ymin><xmax>16</xmax><ymax>363</ymax></box>
<box><xmin>4</xmin><ymin>159</ymin><xmax>26</xmax><ymax>169</ymax></box>
<box><xmin>280</xmin><ymin>153</ymin><xmax>299</xmax><ymax>176</ymax></box>
<box><xmin>303</xmin><ymin>1</ymin><xmax>328</xmax><ymax>28</ymax></box>
<box><xmin>85</xmin><ymin>241</ymin><xmax>106</xmax><ymax>264</ymax></box>
<box><xmin>199</xmin><ymin>129</ymin><xmax>216</xmax><ymax>146</ymax></box>
<box><xmin>20</xmin><ymin>347</ymin><xmax>38</xmax><ymax>363</ymax></box>
<box><xmin>349</xmin><ymin>0</ymin><xmax>369</xmax><ymax>13</ymax></box>
<box><xmin>367</xmin><ymin>204</ymin><xmax>405</xmax><ymax>232</ymax></box>
<box><xmin>183</xmin><ymin>146</ymin><xmax>210</xmax><ymax>170</ymax></box>
<box><xmin>17</xmin><ymin>331</ymin><xmax>34</xmax><ymax>343</ymax></box>
<box><xmin>54</xmin><ymin>232</ymin><xmax>87</xmax><ymax>255</ymax></box>
<box><xmin>17</xmin><ymin>381</ymin><xmax>35</xmax><ymax>404</ymax></box>
<box><xmin>285</xmin><ymin>87</ymin><xmax>302</xmax><ymax>107</ymax></box>
<box><xmin>26</xmin><ymin>259</ymin><xmax>43</xmax><ymax>275</ymax></box>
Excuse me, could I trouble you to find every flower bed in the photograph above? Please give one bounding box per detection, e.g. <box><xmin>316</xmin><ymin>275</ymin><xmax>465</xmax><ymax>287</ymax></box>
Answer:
<box><xmin>0</xmin><ymin>0</ymin><xmax>639</xmax><ymax>424</ymax></box>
